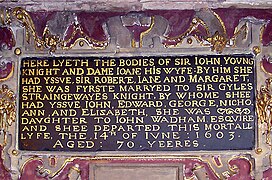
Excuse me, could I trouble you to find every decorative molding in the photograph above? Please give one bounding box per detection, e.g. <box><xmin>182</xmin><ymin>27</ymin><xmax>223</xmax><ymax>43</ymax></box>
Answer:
<box><xmin>3</xmin><ymin>7</ymin><xmax>258</xmax><ymax>53</ymax></box>
<box><xmin>0</xmin><ymin>84</ymin><xmax>15</xmax><ymax>180</ymax></box>
<box><xmin>12</xmin><ymin>7</ymin><xmax>109</xmax><ymax>52</ymax></box>
<box><xmin>0</xmin><ymin>7</ymin><xmax>269</xmax><ymax>53</ymax></box>
<box><xmin>18</xmin><ymin>155</ymin><xmax>253</xmax><ymax>179</ymax></box>
<box><xmin>0</xmin><ymin>6</ymin><xmax>272</xmax><ymax>180</ymax></box>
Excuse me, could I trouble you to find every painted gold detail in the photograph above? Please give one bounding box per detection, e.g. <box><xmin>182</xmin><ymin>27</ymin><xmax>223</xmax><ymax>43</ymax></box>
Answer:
<box><xmin>42</xmin><ymin>26</ymin><xmax>60</xmax><ymax>52</ymax></box>
<box><xmin>227</xmin><ymin>156</ymin><xmax>253</xmax><ymax>175</ymax></box>
<box><xmin>0</xmin><ymin>9</ymin><xmax>4</xmax><ymax>25</ymax></box>
<box><xmin>0</xmin><ymin>84</ymin><xmax>16</xmax><ymax>146</ymax></box>
<box><xmin>187</xmin><ymin>38</ymin><xmax>193</xmax><ymax>44</ymax></box>
<box><xmin>260</xmin><ymin>23</ymin><xmax>267</xmax><ymax>44</ymax></box>
<box><xmin>14</xmin><ymin>47</ymin><xmax>21</xmax><ymax>55</ymax></box>
<box><xmin>260</xmin><ymin>57</ymin><xmax>272</xmax><ymax>76</ymax></box>
<box><xmin>165</xmin><ymin>17</ymin><xmax>209</xmax><ymax>48</ymax></box>
<box><xmin>212</xmin><ymin>10</ymin><xmax>227</xmax><ymax>35</ymax></box>
<box><xmin>0</xmin><ymin>61</ymin><xmax>14</xmax><ymax>82</ymax></box>
<box><xmin>139</xmin><ymin>16</ymin><xmax>155</xmax><ymax>48</ymax></box>
<box><xmin>11</xmin><ymin>149</ymin><xmax>18</xmax><ymax>156</ymax></box>
<box><xmin>5</xmin><ymin>8</ymin><xmax>11</xmax><ymax>25</ymax></box>
<box><xmin>13</xmin><ymin>7</ymin><xmax>108</xmax><ymax>52</ymax></box>
<box><xmin>49</xmin><ymin>156</ymin><xmax>57</xmax><ymax>167</ymax></box>
<box><xmin>13</xmin><ymin>7</ymin><xmax>44</xmax><ymax>49</ymax></box>
<box><xmin>20</xmin><ymin>157</ymin><xmax>41</xmax><ymax>174</ymax></box>
<box><xmin>0</xmin><ymin>8</ymin><xmax>16</xmax><ymax>48</ymax></box>
<box><xmin>79</xmin><ymin>40</ymin><xmax>84</xmax><ymax>47</ymax></box>
<box><xmin>164</xmin><ymin>13</ymin><xmax>228</xmax><ymax>53</ymax></box>
<box><xmin>212</xmin><ymin>156</ymin><xmax>223</xmax><ymax>168</ymax></box>
<box><xmin>59</xmin><ymin>24</ymin><xmax>108</xmax><ymax>51</ymax></box>
<box><xmin>36</xmin><ymin>165</ymin><xmax>51</xmax><ymax>177</ymax></box>
<box><xmin>206</xmin><ymin>10</ymin><xmax>228</xmax><ymax>53</ymax></box>
<box><xmin>232</xmin><ymin>24</ymin><xmax>248</xmax><ymax>46</ymax></box>
<box><xmin>257</xmin><ymin>78</ymin><xmax>272</xmax><ymax>148</ymax></box>
<box><xmin>18</xmin><ymin>155</ymin><xmax>253</xmax><ymax>180</ymax></box>
<box><xmin>70</xmin><ymin>165</ymin><xmax>80</xmax><ymax>173</ymax></box>
<box><xmin>269</xmin><ymin>155</ymin><xmax>272</xmax><ymax>167</ymax></box>
<box><xmin>253</xmin><ymin>46</ymin><xmax>261</xmax><ymax>55</ymax></box>
<box><xmin>206</xmin><ymin>31</ymin><xmax>227</xmax><ymax>53</ymax></box>
<box><xmin>255</xmin><ymin>148</ymin><xmax>263</xmax><ymax>154</ymax></box>
<box><xmin>0</xmin><ymin>8</ymin><xmax>11</xmax><ymax>25</ymax></box>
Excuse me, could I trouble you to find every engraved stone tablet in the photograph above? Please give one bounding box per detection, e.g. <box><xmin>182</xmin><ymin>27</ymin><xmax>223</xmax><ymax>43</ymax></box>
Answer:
<box><xmin>18</xmin><ymin>55</ymin><xmax>255</xmax><ymax>151</ymax></box>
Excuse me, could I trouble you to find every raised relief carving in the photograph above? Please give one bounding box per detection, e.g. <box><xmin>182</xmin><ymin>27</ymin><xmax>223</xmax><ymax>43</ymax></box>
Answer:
<box><xmin>13</xmin><ymin>7</ymin><xmax>109</xmax><ymax>52</ymax></box>
<box><xmin>261</xmin><ymin>57</ymin><xmax>272</xmax><ymax>75</ymax></box>
<box><xmin>120</xmin><ymin>13</ymin><xmax>153</xmax><ymax>48</ymax></box>
<box><xmin>141</xmin><ymin>15</ymin><xmax>168</xmax><ymax>48</ymax></box>
<box><xmin>0</xmin><ymin>7</ymin><xmax>270</xmax><ymax>55</ymax></box>
<box><xmin>0</xmin><ymin>85</ymin><xmax>15</xmax><ymax>180</ymax></box>
<box><xmin>19</xmin><ymin>155</ymin><xmax>253</xmax><ymax>179</ymax></box>
<box><xmin>195</xmin><ymin>9</ymin><xmax>227</xmax><ymax>53</ymax></box>
<box><xmin>257</xmin><ymin>78</ymin><xmax>272</xmax><ymax>147</ymax></box>
<box><xmin>0</xmin><ymin>57</ymin><xmax>14</xmax><ymax>82</ymax></box>
<box><xmin>0</xmin><ymin>8</ymin><xmax>15</xmax><ymax>50</ymax></box>
<box><xmin>9</xmin><ymin>7</ymin><xmax>244</xmax><ymax>53</ymax></box>
<box><xmin>233</xmin><ymin>17</ymin><xmax>268</xmax><ymax>48</ymax></box>
<box><xmin>0</xmin><ymin>84</ymin><xmax>16</xmax><ymax>147</ymax></box>
<box><xmin>1</xmin><ymin>6</ymin><xmax>272</xmax><ymax>180</ymax></box>
<box><xmin>107</xmin><ymin>16</ymin><xmax>132</xmax><ymax>48</ymax></box>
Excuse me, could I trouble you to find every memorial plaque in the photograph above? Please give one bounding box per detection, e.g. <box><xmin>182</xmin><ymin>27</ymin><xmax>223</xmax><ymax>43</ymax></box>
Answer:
<box><xmin>18</xmin><ymin>55</ymin><xmax>256</xmax><ymax>151</ymax></box>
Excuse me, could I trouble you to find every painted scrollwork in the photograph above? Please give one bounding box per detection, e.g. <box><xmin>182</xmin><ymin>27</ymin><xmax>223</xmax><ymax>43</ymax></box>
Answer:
<box><xmin>163</xmin><ymin>9</ymin><xmax>228</xmax><ymax>53</ymax></box>
<box><xmin>12</xmin><ymin>7</ymin><xmax>109</xmax><ymax>52</ymax></box>
<box><xmin>217</xmin><ymin>107</ymin><xmax>251</xmax><ymax>115</ymax></box>
<box><xmin>0</xmin><ymin>7</ymin><xmax>271</xmax><ymax>54</ymax></box>
<box><xmin>1</xmin><ymin>5</ymin><xmax>272</xmax><ymax>180</ymax></box>
<box><xmin>9</xmin><ymin>7</ymin><xmax>234</xmax><ymax>53</ymax></box>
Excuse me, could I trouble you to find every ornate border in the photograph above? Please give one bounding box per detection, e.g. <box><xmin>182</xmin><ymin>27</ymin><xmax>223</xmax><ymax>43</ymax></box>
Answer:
<box><xmin>0</xmin><ymin>6</ymin><xmax>272</xmax><ymax>179</ymax></box>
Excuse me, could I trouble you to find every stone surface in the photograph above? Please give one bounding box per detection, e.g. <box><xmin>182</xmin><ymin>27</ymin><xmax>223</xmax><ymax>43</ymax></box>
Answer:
<box><xmin>93</xmin><ymin>166</ymin><xmax>180</xmax><ymax>180</ymax></box>
<box><xmin>0</xmin><ymin>1</ymin><xmax>272</xmax><ymax>180</ymax></box>
<box><xmin>0</xmin><ymin>0</ymin><xmax>272</xmax><ymax>11</ymax></box>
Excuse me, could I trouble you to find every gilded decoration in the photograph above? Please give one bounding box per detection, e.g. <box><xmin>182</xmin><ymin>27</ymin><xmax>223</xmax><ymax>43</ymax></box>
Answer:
<box><xmin>12</xmin><ymin>7</ymin><xmax>109</xmax><ymax>52</ymax></box>
<box><xmin>0</xmin><ymin>8</ymin><xmax>15</xmax><ymax>50</ymax></box>
<box><xmin>10</xmin><ymin>7</ymin><xmax>234</xmax><ymax>53</ymax></box>
<box><xmin>1</xmin><ymin>5</ymin><xmax>272</xmax><ymax>180</ymax></box>
<box><xmin>18</xmin><ymin>155</ymin><xmax>253</xmax><ymax>179</ymax></box>
<box><xmin>0</xmin><ymin>84</ymin><xmax>16</xmax><ymax>147</ymax></box>
<box><xmin>257</xmin><ymin>78</ymin><xmax>272</xmax><ymax>147</ymax></box>
<box><xmin>0</xmin><ymin>58</ymin><xmax>14</xmax><ymax>82</ymax></box>
<box><xmin>0</xmin><ymin>7</ymin><xmax>269</xmax><ymax>54</ymax></box>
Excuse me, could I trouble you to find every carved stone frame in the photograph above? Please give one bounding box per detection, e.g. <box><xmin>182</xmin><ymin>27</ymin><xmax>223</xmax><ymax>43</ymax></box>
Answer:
<box><xmin>0</xmin><ymin>6</ymin><xmax>271</xmax><ymax>179</ymax></box>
